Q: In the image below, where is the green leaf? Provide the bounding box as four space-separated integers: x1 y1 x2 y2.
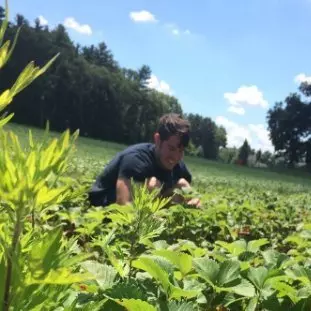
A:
115 299 157 311
216 240 246 256
245 297 259 311
0 26 20 70
230 278 255 297
0 112 14 128
81 260 117 290
26 268 94 285
104 244 129 278
297 286 311 299
192 257 219 286
287 265 311 282
0 0 8 46
247 238 269 253
106 279 148 300
132 256 170 292
152 249 193 276
262 249 289 269
272 281 299 304
29 228 63 275
238 251 256 262
150 255 175 275
167 301 195 311
217 260 240 286
247 266 268 290
152 240 169 250
169 285 200 300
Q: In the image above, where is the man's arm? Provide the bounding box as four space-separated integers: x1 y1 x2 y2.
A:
116 177 162 206
116 177 132 205
116 152 149 205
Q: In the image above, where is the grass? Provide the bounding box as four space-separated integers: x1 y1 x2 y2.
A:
6 122 311 194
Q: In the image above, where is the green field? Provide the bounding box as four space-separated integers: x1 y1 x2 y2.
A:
7 122 311 194
3 123 311 310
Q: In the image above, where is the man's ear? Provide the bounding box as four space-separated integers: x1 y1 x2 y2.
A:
154 132 161 145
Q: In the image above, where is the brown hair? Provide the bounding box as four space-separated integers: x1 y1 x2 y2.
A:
157 113 190 147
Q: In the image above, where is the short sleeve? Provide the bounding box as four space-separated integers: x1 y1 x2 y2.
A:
118 153 151 182
178 161 192 184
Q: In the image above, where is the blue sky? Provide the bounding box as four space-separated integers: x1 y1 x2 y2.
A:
7 0 311 151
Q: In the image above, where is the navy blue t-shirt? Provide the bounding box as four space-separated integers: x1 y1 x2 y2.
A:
88 143 192 206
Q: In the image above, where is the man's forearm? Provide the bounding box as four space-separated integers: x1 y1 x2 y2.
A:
116 178 132 205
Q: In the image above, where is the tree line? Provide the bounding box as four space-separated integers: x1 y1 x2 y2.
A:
0 8 228 160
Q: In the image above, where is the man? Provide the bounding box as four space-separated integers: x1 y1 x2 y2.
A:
88 113 201 207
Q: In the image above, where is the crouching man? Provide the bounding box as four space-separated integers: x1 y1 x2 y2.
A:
88 113 201 208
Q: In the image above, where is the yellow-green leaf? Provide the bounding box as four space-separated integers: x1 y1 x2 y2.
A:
0 113 14 128
153 249 192 276
115 299 157 311
0 89 12 110
26 268 94 285
26 151 36 185
132 257 170 292
169 285 200 300
35 186 69 205
0 40 10 68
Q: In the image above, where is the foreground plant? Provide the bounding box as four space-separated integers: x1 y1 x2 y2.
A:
0 1 98 310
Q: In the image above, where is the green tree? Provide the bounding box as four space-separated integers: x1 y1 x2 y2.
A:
267 92 310 167
256 149 262 163
238 139 251 165
186 113 227 160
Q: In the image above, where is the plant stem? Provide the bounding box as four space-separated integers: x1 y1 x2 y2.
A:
31 208 35 229
128 233 137 279
128 207 142 278
3 212 22 311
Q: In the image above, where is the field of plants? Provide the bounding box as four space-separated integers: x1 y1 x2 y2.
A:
1 122 311 311
1 2 311 309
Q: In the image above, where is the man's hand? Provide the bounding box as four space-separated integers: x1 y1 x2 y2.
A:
186 197 201 208
146 177 162 192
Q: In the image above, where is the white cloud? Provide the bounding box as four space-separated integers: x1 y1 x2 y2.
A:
248 124 273 152
294 73 311 85
228 105 245 115
63 17 92 35
215 116 274 152
216 116 252 148
38 15 48 26
172 29 179 35
224 85 269 112
146 74 172 95
129 10 157 23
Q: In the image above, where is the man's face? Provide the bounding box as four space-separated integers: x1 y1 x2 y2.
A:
155 134 185 170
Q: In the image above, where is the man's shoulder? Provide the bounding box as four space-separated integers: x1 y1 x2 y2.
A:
120 142 155 164
118 143 155 179
120 143 153 157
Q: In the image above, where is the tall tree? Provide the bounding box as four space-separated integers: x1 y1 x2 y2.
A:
186 113 227 159
238 139 251 165
267 92 311 167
